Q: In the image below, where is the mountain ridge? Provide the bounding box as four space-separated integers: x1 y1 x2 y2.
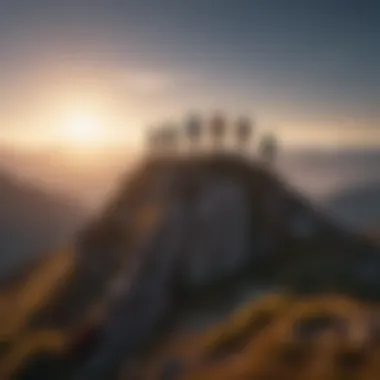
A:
3 153 380 380
0 170 87 283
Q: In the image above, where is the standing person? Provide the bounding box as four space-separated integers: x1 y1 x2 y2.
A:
209 112 226 151
235 116 253 154
163 123 179 155
259 132 278 166
184 113 202 154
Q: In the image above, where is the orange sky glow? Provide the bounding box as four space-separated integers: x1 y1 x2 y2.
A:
1 64 379 153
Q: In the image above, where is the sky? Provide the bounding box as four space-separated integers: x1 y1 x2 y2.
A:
0 0 380 150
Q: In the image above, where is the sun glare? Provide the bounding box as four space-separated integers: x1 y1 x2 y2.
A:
61 111 104 146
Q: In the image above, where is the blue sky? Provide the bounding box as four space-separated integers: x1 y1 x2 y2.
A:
1 0 379 148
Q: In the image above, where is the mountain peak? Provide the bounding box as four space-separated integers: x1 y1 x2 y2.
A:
4 153 380 380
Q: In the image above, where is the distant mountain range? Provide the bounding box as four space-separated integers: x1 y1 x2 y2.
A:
0 171 87 282
325 181 380 230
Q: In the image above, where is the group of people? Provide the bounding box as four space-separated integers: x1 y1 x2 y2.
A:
146 113 278 164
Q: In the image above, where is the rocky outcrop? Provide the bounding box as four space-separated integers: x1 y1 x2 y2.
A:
5 153 380 380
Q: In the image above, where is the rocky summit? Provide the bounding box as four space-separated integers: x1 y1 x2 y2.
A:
3 153 380 380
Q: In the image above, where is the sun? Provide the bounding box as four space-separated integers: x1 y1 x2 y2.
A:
61 111 104 146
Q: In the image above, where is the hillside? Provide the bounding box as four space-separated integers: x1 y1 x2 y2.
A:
0 171 86 283
2 153 380 380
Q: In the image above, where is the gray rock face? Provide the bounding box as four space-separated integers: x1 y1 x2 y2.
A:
182 178 252 287
70 174 253 380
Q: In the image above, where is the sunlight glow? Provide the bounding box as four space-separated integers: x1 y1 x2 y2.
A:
60 110 105 146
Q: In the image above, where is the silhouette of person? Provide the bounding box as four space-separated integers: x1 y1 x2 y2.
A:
184 113 202 153
235 116 253 153
209 113 227 151
259 132 278 165
162 123 179 154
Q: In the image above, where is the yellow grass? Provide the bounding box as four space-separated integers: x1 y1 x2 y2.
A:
0 329 66 379
0 247 75 341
